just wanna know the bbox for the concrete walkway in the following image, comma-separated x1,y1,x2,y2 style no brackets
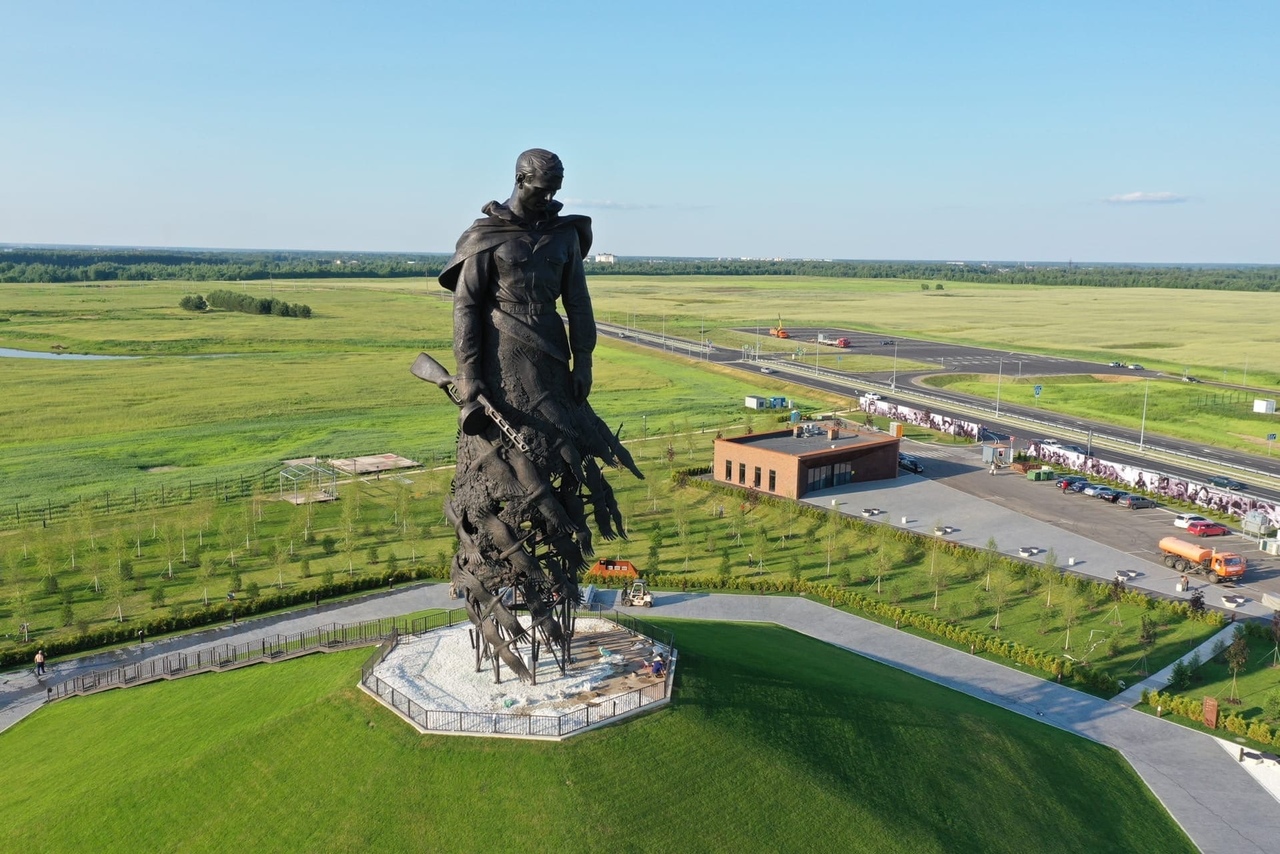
3,583,1278,852
1113,623,1240,707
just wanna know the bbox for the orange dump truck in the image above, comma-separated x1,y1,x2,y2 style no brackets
1157,537,1245,584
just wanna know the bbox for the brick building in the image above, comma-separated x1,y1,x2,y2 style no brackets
712,422,900,499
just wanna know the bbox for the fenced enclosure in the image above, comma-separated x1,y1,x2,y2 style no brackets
359,608,676,740
46,610,467,702
45,607,676,741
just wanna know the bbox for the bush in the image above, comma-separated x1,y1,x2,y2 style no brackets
149,587,165,609
229,570,242,593
1263,689,1280,724
1167,659,1191,691
244,581,260,600
299,558,311,578
321,535,337,555
41,575,59,595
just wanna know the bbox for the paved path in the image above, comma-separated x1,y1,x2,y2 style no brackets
3,582,1278,852
0,583,460,735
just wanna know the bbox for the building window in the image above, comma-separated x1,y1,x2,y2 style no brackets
753,466,761,488
738,463,746,484
768,469,776,491
724,459,732,481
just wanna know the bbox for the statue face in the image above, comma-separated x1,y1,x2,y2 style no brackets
514,171,562,216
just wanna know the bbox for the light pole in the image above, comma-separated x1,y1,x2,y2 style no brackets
891,341,898,390
995,358,1003,416
1138,379,1150,452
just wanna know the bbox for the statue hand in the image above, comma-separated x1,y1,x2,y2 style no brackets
572,363,593,403
456,376,487,404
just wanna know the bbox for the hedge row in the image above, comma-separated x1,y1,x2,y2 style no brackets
2,564,449,669
584,569,1118,694
1141,689,1279,747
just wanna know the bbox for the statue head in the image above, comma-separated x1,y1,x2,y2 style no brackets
515,148,564,183
510,149,564,221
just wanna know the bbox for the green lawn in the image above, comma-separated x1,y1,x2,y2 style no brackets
924,372,1280,455
1,621,1194,853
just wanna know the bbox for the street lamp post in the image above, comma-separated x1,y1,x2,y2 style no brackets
891,341,898,390
995,358,1003,416
1138,379,1150,452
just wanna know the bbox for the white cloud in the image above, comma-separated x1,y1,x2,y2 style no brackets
1105,191,1188,204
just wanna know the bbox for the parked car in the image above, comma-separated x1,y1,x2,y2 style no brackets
898,454,924,474
1181,375,1200,383
1127,363,1145,370
1092,488,1121,501
1118,495,1157,509
1174,513,1208,528
1187,520,1230,537
1206,475,1246,491
1055,475,1088,488
1081,484,1110,497
1069,481,1096,493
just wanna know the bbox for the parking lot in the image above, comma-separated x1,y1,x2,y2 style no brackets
806,440,1280,616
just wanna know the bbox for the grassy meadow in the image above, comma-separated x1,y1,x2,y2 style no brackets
0,622,1195,854
0,280,840,508
588,275,1280,390
923,372,1280,454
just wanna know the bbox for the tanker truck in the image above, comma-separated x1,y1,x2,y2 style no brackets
1157,536,1245,584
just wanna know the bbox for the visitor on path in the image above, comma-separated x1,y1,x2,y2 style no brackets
650,654,666,677
1179,574,1189,592
34,648,45,676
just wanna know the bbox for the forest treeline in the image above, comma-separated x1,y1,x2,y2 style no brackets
2,248,1278,291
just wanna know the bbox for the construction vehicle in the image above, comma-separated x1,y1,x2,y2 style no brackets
816,334,851,348
769,315,790,339
1157,537,1245,584
619,578,653,607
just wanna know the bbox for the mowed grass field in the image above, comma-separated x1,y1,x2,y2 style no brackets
1,622,1194,854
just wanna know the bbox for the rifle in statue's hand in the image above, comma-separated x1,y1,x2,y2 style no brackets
410,352,531,454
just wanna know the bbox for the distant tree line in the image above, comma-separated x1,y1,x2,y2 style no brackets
202,289,312,318
1,247,1277,291
582,258,1280,291
0,249,446,283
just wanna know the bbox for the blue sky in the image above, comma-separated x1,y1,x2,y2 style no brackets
2,1,1276,262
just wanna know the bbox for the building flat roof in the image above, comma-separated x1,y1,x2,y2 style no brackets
718,424,897,458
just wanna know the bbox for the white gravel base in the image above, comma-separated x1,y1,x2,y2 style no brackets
372,617,663,716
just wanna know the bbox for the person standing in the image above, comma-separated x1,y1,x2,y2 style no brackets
34,648,46,676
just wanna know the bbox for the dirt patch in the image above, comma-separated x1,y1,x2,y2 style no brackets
145,465,181,473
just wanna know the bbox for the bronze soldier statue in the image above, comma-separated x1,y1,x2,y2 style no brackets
423,149,642,682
